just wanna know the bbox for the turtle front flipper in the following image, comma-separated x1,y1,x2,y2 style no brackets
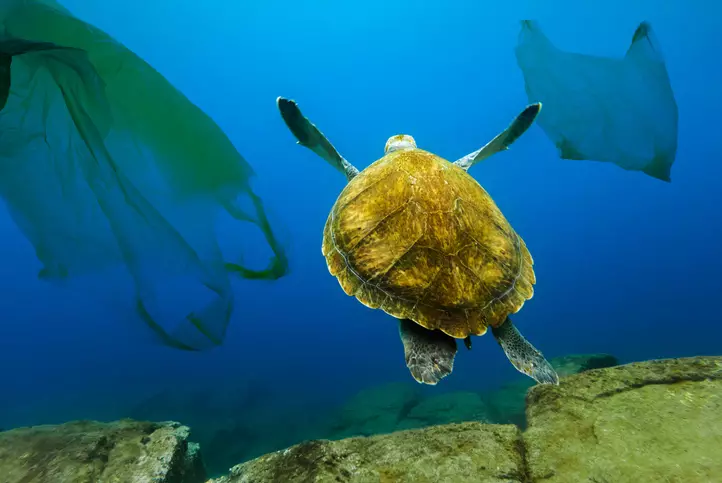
454,102,542,170
492,317,559,385
276,97,359,181
399,319,457,385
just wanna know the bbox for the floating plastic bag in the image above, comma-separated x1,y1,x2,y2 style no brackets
515,20,678,181
0,0,288,350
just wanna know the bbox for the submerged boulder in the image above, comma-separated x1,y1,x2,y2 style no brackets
6,356,720,482
212,422,525,483
525,356,722,483
547,353,620,377
328,382,421,439
400,391,491,430
486,353,618,427
0,419,205,483
210,355,722,482
125,380,328,477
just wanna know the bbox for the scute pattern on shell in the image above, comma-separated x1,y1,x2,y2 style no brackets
322,148,535,339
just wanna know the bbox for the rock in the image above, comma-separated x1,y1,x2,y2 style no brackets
200,403,331,477
402,391,491,428
211,422,525,483
486,353,618,427
548,353,619,377
0,419,206,483
329,385,491,438
329,383,421,439
14,357,709,482
209,355,722,482
127,382,326,477
524,356,722,483
485,382,529,427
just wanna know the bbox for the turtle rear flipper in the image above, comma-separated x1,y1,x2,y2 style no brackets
492,317,559,385
399,319,457,385
276,97,359,181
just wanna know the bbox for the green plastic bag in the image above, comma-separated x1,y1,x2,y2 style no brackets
0,0,288,350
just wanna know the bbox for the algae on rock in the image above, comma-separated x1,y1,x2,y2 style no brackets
0,419,206,483
524,356,722,483
212,422,525,483
486,353,618,427
212,355,722,482
5,357,720,482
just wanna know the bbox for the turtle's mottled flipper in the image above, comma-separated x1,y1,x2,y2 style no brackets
492,317,559,385
454,102,542,170
399,319,457,385
277,97,359,181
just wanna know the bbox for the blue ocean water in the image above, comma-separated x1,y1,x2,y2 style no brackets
0,0,720,476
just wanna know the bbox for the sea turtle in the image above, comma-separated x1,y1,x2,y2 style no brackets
277,97,559,386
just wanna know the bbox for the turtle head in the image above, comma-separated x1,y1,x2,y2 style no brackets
384,134,416,154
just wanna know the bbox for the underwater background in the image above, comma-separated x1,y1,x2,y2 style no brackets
0,0,720,478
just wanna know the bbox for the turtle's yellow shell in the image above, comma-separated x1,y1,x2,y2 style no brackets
322,148,535,339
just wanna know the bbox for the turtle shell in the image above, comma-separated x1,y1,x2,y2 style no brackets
322,148,535,339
